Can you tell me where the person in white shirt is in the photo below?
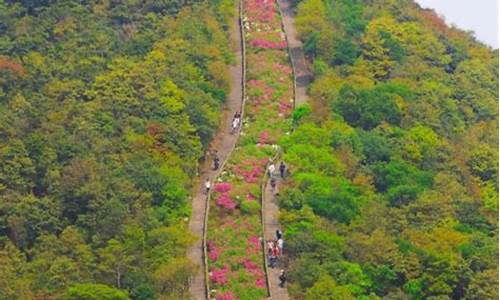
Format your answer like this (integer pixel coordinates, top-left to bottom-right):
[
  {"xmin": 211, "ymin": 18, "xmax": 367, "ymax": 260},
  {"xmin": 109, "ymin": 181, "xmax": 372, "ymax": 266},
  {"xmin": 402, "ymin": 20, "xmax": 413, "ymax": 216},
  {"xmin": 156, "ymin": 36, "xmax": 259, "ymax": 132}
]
[
  {"xmin": 277, "ymin": 238, "xmax": 284, "ymax": 256},
  {"xmin": 268, "ymin": 163, "xmax": 275, "ymax": 177},
  {"xmin": 204, "ymin": 179, "xmax": 211, "ymax": 194}
]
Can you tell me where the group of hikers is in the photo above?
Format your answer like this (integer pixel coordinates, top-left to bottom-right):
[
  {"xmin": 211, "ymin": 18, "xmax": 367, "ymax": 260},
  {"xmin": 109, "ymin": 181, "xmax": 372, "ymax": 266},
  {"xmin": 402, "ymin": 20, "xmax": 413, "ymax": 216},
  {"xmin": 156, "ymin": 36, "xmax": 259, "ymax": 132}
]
[
  {"xmin": 202, "ymin": 110, "xmax": 289, "ymax": 289},
  {"xmin": 267, "ymin": 229, "xmax": 287, "ymax": 288}
]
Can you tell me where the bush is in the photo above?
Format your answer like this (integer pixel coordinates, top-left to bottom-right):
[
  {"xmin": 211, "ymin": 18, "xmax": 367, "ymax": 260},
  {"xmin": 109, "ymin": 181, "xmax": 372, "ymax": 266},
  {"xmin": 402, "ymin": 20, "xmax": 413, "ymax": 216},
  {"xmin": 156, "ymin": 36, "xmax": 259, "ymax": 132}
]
[
  {"xmin": 67, "ymin": 284, "xmax": 129, "ymax": 300},
  {"xmin": 240, "ymin": 200, "xmax": 260, "ymax": 215}
]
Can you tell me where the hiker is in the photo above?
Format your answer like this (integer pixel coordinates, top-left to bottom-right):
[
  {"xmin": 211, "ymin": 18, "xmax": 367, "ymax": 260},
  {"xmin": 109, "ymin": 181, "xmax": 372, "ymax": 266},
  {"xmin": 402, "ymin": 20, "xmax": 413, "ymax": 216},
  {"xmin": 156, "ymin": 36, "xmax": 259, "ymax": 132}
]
[
  {"xmin": 213, "ymin": 152, "xmax": 220, "ymax": 170},
  {"xmin": 277, "ymin": 238, "xmax": 284, "ymax": 256},
  {"xmin": 279, "ymin": 270, "xmax": 286, "ymax": 287},
  {"xmin": 270, "ymin": 244, "xmax": 279, "ymax": 268},
  {"xmin": 231, "ymin": 116, "xmax": 240, "ymax": 133},
  {"xmin": 267, "ymin": 240, "xmax": 274, "ymax": 256},
  {"xmin": 270, "ymin": 177, "xmax": 276, "ymax": 190},
  {"xmin": 279, "ymin": 161, "xmax": 286, "ymax": 178},
  {"xmin": 231, "ymin": 111, "xmax": 241, "ymax": 134},
  {"xmin": 268, "ymin": 163, "xmax": 275, "ymax": 177},
  {"xmin": 276, "ymin": 229, "xmax": 282, "ymax": 240},
  {"xmin": 204, "ymin": 179, "xmax": 211, "ymax": 194}
]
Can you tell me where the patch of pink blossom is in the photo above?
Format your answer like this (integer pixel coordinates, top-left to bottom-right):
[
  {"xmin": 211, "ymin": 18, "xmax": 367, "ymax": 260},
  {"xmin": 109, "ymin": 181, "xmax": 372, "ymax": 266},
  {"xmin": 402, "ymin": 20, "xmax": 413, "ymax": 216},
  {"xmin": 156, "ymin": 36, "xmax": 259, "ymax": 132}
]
[
  {"xmin": 279, "ymin": 100, "xmax": 293, "ymax": 114},
  {"xmin": 207, "ymin": 241, "xmax": 220, "ymax": 262},
  {"xmin": 247, "ymin": 193, "xmax": 256, "ymax": 201},
  {"xmin": 234, "ymin": 163, "xmax": 263, "ymax": 183},
  {"xmin": 246, "ymin": 0, "xmax": 274, "ymax": 22},
  {"xmin": 248, "ymin": 236, "xmax": 260, "ymax": 249},
  {"xmin": 258, "ymin": 130, "xmax": 270, "ymax": 145},
  {"xmin": 273, "ymin": 62, "xmax": 292, "ymax": 75},
  {"xmin": 250, "ymin": 39, "xmax": 287, "ymax": 49},
  {"xmin": 214, "ymin": 182, "xmax": 232, "ymax": 193},
  {"xmin": 217, "ymin": 292, "xmax": 235, "ymax": 300},
  {"xmin": 216, "ymin": 193, "xmax": 237, "ymax": 211},
  {"xmin": 210, "ymin": 266, "xmax": 229, "ymax": 285},
  {"xmin": 256, "ymin": 278, "xmax": 266, "ymax": 288},
  {"xmin": 243, "ymin": 258, "xmax": 265, "ymax": 278}
]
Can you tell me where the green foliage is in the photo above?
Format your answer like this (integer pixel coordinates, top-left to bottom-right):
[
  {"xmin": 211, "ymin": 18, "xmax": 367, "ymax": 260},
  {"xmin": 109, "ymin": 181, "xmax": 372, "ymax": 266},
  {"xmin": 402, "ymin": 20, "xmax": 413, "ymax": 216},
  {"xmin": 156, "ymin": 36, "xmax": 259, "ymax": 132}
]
[
  {"xmin": 240, "ymin": 200, "xmax": 260, "ymax": 215},
  {"xmin": 67, "ymin": 284, "xmax": 129, "ymax": 300},
  {"xmin": 372, "ymin": 160, "xmax": 433, "ymax": 206},
  {"xmin": 335, "ymin": 83, "xmax": 408, "ymax": 130},
  {"xmin": 285, "ymin": 0, "xmax": 498, "ymax": 299},
  {"xmin": 305, "ymin": 274, "xmax": 355, "ymax": 300},
  {"xmin": 0, "ymin": 0, "xmax": 233, "ymax": 298}
]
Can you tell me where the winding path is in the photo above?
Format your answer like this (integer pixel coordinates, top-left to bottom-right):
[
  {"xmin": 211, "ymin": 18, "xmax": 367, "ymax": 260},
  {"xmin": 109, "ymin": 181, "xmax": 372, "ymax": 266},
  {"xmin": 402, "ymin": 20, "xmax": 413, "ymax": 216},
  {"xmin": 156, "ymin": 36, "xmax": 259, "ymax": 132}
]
[
  {"xmin": 277, "ymin": 0, "xmax": 312, "ymax": 106},
  {"xmin": 263, "ymin": 176, "xmax": 289, "ymax": 300},
  {"xmin": 264, "ymin": 0, "xmax": 311, "ymax": 299},
  {"xmin": 187, "ymin": 9, "xmax": 244, "ymax": 300}
]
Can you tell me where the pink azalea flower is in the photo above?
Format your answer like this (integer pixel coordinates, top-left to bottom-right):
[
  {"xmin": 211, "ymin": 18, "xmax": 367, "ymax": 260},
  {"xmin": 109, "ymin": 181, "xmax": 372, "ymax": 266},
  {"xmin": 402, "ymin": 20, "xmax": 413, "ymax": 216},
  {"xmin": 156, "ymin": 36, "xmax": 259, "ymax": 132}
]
[
  {"xmin": 247, "ymin": 193, "xmax": 256, "ymax": 201},
  {"xmin": 217, "ymin": 292, "xmax": 235, "ymax": 300},
  {"xmin": 207, "ymin": 241, "xmax": 220, "ymax": 262},
  {"xmin": 210, "ymin": 266, "xmax": 229, "ymax": 285},
  {"xmin": 214, "ymin": 182, "xmax": 232, "ymax": 193},
  {"xmin": 258, "ymin": 130, "xmax": 270, "ymax": 145},
  {"xmin": 256, "ymin": 278, "xmax": 266, "ymax": 288},
  {"xmin": 216, "ymin": 193, "xmax": 237, "ymax": 211},
  {"xmin": 248, "ymin": 236, "xmax": 260, "ymax": 249}
]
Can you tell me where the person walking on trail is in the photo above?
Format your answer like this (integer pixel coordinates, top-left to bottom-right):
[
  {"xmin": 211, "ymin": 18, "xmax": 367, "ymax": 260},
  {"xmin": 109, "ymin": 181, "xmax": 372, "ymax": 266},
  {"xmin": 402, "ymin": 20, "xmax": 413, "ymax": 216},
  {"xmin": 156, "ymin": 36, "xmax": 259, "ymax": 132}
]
[
  {"xmin": 204, "ymin": 179, "xmax": 211, "ymax": 194},
  {"xmin": 279, "ymin": 270, "xmax": 286, "ymax": 287},
  {"xmin": 213, "ymin": 152, "xmax": 220, "ymax": 170},
  {"xmin": 231, "ymin": 111, "xmax": 241, "ymax": 134},
  {"xmin": 270, "ymin": 177, "xmax": 276, "ymax": 190},
  {"xmin": 267, "ymin": 240, "xmax": 274, "ymax": 256},
  {"xmin": 277, "ymin": 237, "xmax": 284, "ymax": 256},
  {"xmin": 279, "ymin": 161, "xmax": 286, "ymax": 178},
  {"xmin": 268, "ymin": 163, "xmax": 275, "ymax": 177},
  {"xmin": 270, "ymin": 244, "xmax": 279, "ymax": 268},
  {"xmin": 276, "ymin": 229, "xmax": 282, "ymax": 240}
]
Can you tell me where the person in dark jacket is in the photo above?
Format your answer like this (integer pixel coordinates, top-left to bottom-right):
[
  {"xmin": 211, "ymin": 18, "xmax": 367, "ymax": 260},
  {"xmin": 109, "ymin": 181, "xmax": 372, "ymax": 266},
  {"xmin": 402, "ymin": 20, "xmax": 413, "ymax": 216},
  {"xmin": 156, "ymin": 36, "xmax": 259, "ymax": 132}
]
[
  {"xmin": 213, "ymin": 152, "xmax": 220, "ymax": 170},
  {"xmin": 279, "ymin": 270, "xmax": 286, "ymax": 287},
  {"xmin": 279, "ymin": 161, "xmax": 286, "ymax": 178}
]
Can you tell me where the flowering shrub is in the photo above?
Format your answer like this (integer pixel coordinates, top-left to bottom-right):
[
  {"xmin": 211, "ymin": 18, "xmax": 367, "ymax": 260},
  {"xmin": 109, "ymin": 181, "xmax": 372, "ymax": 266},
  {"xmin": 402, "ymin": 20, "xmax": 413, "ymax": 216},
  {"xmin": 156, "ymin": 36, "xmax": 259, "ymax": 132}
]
[
  {"xmin": 279, "ymin": 99, "xmax": 293, "ymax": 114},
  {"xmin": 258, "ymin": 130, "xmax": 270, "ymax": 145},
  {"xmin": 207, "ymin": 241, "xmax": 220, "ymax": 262},
  {"xmin": 210, "ymin": 266, "xmax": 229, "ymax": 285},
  {"xmin": 214, "ymin": 182, "xmax": 232, "ymax": 193},
  {"xmin": 216, "ymin": 194, "xmax": 237, "ymax": 211},
  {"xmin": 256, "ymin": 278, "xmax": 266, "ymax": 288},
  {"xmin": 250, "ymin": 39, "xmax": 287, "ymax": 49}
]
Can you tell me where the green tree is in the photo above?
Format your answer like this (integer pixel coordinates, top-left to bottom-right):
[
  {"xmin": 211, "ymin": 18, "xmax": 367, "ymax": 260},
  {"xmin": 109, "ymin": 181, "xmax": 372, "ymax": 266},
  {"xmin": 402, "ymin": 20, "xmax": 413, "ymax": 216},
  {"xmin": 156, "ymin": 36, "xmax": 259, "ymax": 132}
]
[{"xmin": 67, "ymin": 283, "xmax": 129, "ymax": 300}]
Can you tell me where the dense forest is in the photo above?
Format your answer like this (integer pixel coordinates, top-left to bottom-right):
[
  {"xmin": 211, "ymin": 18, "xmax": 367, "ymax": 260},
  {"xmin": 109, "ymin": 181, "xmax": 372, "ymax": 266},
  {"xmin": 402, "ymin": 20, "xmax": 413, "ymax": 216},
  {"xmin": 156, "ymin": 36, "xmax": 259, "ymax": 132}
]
[
  {"xmin": 0, "ymin": 0, "xmax": 235, "ymax": 299},
  {"xmin": 278, "ymin": 0, "xmax": 498, "ymax": 299}
]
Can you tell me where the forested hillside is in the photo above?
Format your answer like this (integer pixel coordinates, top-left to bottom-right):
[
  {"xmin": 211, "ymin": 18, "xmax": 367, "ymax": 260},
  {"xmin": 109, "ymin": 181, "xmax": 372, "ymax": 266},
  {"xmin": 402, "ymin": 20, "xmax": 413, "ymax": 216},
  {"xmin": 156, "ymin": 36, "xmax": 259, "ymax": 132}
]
[
  {"xmin": 0, "ymin": 0, "xmax": 235, "ymax": 299},
  {"xmin": 279, "ymin": 0, "xmax": 499, "ymax": 299}
]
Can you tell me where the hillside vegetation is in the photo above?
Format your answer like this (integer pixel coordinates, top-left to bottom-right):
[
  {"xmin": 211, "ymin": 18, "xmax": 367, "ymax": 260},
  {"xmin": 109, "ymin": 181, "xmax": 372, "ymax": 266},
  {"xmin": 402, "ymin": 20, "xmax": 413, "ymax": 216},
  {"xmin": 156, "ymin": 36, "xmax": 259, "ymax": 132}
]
[
  {"xmin": 0, "ymin": 0, "xmax": 235, "ymax": 299},
  {"xmin": 278, "ymin": 0, "xmax": 498, "ymax": 299}
]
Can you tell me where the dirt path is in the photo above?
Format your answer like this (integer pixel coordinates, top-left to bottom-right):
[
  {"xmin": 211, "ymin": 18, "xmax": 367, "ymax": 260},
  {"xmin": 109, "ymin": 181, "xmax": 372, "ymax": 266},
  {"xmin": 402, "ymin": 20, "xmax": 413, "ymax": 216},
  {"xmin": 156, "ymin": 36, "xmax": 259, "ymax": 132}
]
[
  {"xmin": 263, "ymin": 176, "xmax": 289, "ymax": 300},
  {"xmin": 277, "ymin": 0, "xmax": 312, "ymax": 106},
  {"xmin": 187, "ymin": 10, "xmax": 243, "ymax": 300}
]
